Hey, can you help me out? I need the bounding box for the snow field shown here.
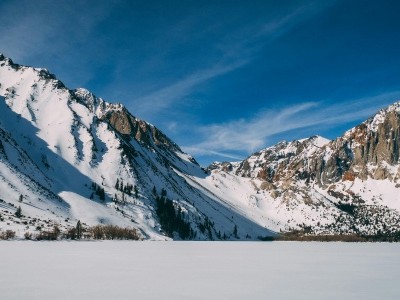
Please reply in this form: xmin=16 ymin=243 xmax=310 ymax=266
xmin=0 ymin=241 xmax=399 ymax=300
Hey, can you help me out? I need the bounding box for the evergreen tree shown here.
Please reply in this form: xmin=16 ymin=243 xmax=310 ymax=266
xmin=155 ymin=196 xmax=192 ymax=240
xmin=134 ymin=185 xmax=139 ymax=198
xmin=15 ymin=206 xmax=22 ymax=218
xmin=127 ymin=184 xmax=133 ymax=196
xmin=19 ymin=194 xmax=23 ymax=202
xmin=233 ymin=225 xmax=238 ymax=238
xmin=115 ymin=179 xmax=119 ymax=189
xmin=53 ymin=225 xmax=60 ymax=239
xmin=76 ymin=220 xmax=83 ymax=239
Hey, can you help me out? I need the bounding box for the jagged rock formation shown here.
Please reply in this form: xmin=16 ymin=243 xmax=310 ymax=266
xmin=209 ymin=105 xmax=400 ymax=235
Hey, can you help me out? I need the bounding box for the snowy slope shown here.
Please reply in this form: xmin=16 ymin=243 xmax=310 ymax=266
xmin=0 ymin=54 xmax=273 ymax=240
xmin=209 ymin=113 xmax=400 ymax=235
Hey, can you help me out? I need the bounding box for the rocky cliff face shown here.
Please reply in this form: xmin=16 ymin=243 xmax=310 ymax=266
xmin=345 ymin=104 xmax=400 ymax=180
xmin=232 ymin=104 xmax=400 ymax=186
xmin=209 ymin=103 xmax=400 ymax=235
xmin=73 ymin=88 xmax=185 ymax=155
xmin=301 ymin=103 xmax=400 ymax=186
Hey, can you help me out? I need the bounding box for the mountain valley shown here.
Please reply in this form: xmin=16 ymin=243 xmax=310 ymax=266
xmin=0 ymin=54 xmax=399 ymax=240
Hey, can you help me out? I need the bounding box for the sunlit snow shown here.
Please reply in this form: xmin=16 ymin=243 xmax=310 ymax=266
xmin=0 ymin=241 xmax=399 ymax=300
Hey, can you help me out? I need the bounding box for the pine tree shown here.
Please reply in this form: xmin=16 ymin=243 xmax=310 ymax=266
xmin=115 ymin=179 xmax=119 ymax=189
xmin=233 ymin=225 xmax=238 ymax=238
xmin=15 ymin=206 xmax=22 ymax=218
xmin=19 ymin=194 xmax=23 ymax=202
xmin=76 ymin=220 xmax=82 ymax=239
xmin=134 ymin=185 xmax=139 ymax=198
xmin=99 ymin=188 xmax=105 ymax=201
xmin=53 ymin=225 xmax=60 ymax=239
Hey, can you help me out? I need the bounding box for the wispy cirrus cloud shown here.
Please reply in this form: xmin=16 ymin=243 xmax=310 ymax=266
xmin=183 ymin=91 xmax=400 ymax=160
xmin=0 ymin=0 xmax=116 ymax=86
xmin=132 ymin=60 xmax=248 ymax=116
xmin=131 ymin=2 xmax=335 ymax=118
xmin=0 ymin=1 xmax=113 ymax=57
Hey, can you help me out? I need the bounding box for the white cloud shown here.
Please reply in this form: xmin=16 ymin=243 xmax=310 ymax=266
xmin=184 ymin=91 xmax=400 ymax=159
xmin=182 ymin=147 xmax=244 ymax=161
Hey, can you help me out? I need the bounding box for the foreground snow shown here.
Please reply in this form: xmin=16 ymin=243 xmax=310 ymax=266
xmin=0 ymin=242 xmax=399 ymax=300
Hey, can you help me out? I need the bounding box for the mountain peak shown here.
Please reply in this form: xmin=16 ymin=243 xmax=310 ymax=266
xmin=73 ymin=87 xmax=125 ymax=118
xmin=0 ymin=53 xmax=16 ymax=66
xmin=303 ymin=135 xmax=330 ymax=147
xmin=368 ymin=101 xmax=400 ymax=131
xmin=74 ymin=88 xmax=100 ymax=111
xmin=344 ymin=100 xmax=400 ymax=138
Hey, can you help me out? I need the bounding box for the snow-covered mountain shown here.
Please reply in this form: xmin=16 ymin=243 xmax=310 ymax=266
xmin=0 ymin=54 xmax=274 ymax=240
xmin=209 ymin=106 xmax=400 ymax=235
xmin=0 ymin=54 xmax=399 ymax=239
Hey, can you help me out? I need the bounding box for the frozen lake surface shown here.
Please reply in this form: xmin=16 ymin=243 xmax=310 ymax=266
xmin=0 ymin=241 xmax=399 ymax=299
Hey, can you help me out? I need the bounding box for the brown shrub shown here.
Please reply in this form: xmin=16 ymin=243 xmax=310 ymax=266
xmin=88 ymin=225 xmax=140 ymax=240
xmin=0 ymin=230 xmax=16 ymax=240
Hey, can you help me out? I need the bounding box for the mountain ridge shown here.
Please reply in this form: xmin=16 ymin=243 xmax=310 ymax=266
xmin=0 ymin=54 xmax=399 ymax=240
xmin=209 ymin=100 xmax=400 ymax=235
xmin=0 ymin=54 xmax=274 ymax=240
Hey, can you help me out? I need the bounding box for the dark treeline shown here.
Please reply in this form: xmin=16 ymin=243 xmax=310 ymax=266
xmin=115 ymin=178 xmax=138 ymax=198
xmin=91 ymin=182 xmax=105 ymax=201
xmin=155 ymin=188 xmax=195 ymax=240
xmin=259 ymin=230 xmax=400 ymax=242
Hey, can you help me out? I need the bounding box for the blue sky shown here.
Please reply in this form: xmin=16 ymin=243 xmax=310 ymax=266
xmin=1 ymin=0 xmax=400 ymax=165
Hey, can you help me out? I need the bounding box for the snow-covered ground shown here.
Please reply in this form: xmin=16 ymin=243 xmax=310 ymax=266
xmin=0 ymin=242 xmax=399 ymax=300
